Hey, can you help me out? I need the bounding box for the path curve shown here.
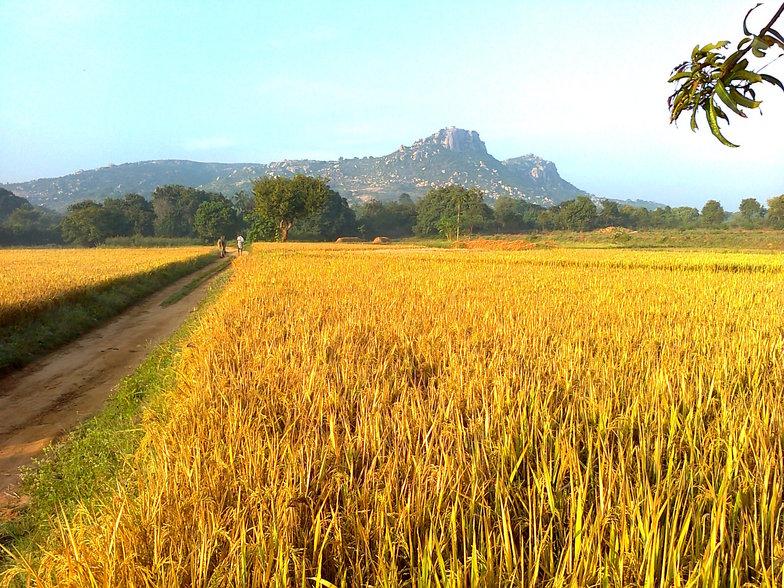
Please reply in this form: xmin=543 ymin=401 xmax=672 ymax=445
xmin=0 ymin=257 xmax=231 ymax=513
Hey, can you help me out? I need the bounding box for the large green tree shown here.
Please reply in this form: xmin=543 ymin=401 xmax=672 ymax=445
xmin=596 ymin=199 xmax=623 ymax=228
xmin=119 ymin=193 xmax=156 ymax=236
xmin=291 ymin=189 xmax=356 ymax=241
xmin=558 ymin=196 xmax=597 ymax=232
xmin=252 ymin=175 xmax=331 ymax=242
xmin=672 ymin=206 xmax=701 ymax=229
xmin=701 ymin=199 xmax=726 ymax=227
xmin=493 ymin=196 xmax=543 ymax=233
xmin=414 ymin=185 xmax=491 ymax=240
xmin=668 ymin=2 xmax=784 ymax=146
xmin=357 ymin=195 xmax=417 ymax=239
xmin=194 ymin=198 xmax=239 ymax=242
xmin=61 ymin=201 xmax=122 ymax=246
xmin=738 ymin=197 xmax=766 ymax=226
xmin=152 ymin=185 xmax=217 ymax=238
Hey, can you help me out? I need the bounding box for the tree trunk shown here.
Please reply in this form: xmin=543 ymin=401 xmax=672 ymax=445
xmin=279 ymin=220 xmax=292 ymax=242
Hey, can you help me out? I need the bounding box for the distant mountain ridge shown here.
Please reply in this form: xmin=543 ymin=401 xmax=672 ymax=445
xmin=3 ymin=128 xmax=588 ymax=210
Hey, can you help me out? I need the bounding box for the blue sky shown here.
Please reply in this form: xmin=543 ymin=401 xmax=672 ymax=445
xmin=1 ymin=0 xmax=782 ymax=209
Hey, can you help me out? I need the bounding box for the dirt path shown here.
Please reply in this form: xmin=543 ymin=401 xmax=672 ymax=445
xmin=0 ymin=257 xmax=231 ymax=511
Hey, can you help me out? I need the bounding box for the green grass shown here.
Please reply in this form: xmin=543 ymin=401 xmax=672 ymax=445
xmin=160 ymin=258 xmax=231 ymax=307
xmin=0 ymin=270 xmax=232 ymax=573
xmin=0 ymin=254 xmax=215 ymax=374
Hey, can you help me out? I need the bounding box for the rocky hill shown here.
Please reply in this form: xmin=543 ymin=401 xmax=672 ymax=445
xmin=3 ymin=128 xmax=587 ymax=210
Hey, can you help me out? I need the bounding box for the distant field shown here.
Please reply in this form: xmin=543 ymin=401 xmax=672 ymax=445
xmin=533 ymin=228 xmax=784 ymax=251
xmin=0 ymin=247 xmax=213 ymax=371
xmin=12 ymin=244 xmax=783 ymax=586
xmin=0 ymin=247 xmax=211 ymax=328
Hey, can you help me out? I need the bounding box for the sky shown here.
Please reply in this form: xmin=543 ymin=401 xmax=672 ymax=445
xmin=1 ymin=0 xmax=782 ymax=210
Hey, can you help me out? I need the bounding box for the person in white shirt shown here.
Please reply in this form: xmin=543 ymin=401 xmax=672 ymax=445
xmin=236 ymin=234 xmax=245 ymax=256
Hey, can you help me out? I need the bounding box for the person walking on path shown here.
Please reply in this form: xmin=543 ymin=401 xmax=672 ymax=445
xmin=236 ymin=234 xmax=244 ymax=256
xmin=217 ymin=235 xmax=226 ymax=258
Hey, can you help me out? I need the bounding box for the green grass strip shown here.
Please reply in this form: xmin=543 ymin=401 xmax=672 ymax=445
xmin=0 ymin=270 xmax=232 ymax=572
xmin=160 ymin=258 xmax=231 ymax=307
xmin=0 ymin=253 xmax=215 ymax=374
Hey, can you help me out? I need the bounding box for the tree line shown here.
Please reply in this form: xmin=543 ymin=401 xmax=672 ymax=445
xmin=2 ymin=180 xmax=784 ymax=247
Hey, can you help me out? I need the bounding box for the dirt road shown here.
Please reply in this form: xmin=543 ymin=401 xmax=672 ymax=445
xmin=0 ymin=258 xmax=229 ymax=511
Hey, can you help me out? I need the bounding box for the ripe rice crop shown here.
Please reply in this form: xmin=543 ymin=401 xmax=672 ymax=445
xmin=7 ymin=245 xmax=784 ymax=586
xmin=0 ymin=247 xmax=211 ymax=328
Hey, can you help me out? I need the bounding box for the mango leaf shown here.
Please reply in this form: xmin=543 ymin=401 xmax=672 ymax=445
xmin=707 ymin=100 xmax=739 ymax=147
xmin=731 ymin=69 xmax=763 ymax=83
xmin=761 ymin=73 xmax=784 ymax=92
xmin=714 ymin=81 xmax=746 ymax=117
xmin=730 ymin=58 xmax=750 ymax=75
xmin=700 ymin=41 xmax=730 ymax=53
xmin=729 ymin=88 xmax=762 ymax=109
xmin=668 ymin=71 xmax=693 ymax=83
xmin=711 ymin=100 xmax=730 ymax=122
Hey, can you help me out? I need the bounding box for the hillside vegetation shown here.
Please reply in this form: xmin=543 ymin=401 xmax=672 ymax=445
xmin=1 ymin=128 xmax=584 ymax=210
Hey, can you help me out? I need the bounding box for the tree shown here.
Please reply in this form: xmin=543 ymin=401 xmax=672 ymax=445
xmin=152 ymin=185 xmax=215 ymax=238
xmin=767 ymin=194 xmax=784 ymax=228
xmin=290 ymin=188 xmax=356 ymax=241
xmin=194 ymin=198 xmax=239 ymax=242
xmin=101 ymin=198 xmax=133 ymax=237
xmin=494 ymin=196 xmax=543 ymax=233
xmin=738 ymin=197 xmax=766 ymax=226
xmin=668 ymin=2 xmax=784 ymax=147
xmin=701 ymin=199 xmax=725 ymax=227
xmin=596 ymin=199 xmax=623 ymax=227
xmin=252 ymin=175 xmax=331 ymax=242
xmin=672 ymin=206 xmax=701 ymax=229
xmin=414 ymin=185 xmax=490 ymax=240
xmin=61 ymin=201 xmax=118 ymax=246
xmin=619 ymin=205 xmax=650 ymax=229
xmin=246 ymin=211 xmax=278 ymax=242
xmin=357 ymin=195 xmax=417 ymax=239
xmin=1 ymin=206 xmax=62 ymax=245
xmin=116 ymin=193 xmax=155 ymax=236
xmin=558 ymin=196 xmax=597 ymax=232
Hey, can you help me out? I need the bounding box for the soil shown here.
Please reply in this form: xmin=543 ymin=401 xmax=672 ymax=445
xmin=0 ymin=258 xmax=229 ymax=516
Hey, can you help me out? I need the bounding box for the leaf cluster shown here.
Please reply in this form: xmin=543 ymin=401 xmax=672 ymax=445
xmin=668 ymin=3 xmax=784 ymax=146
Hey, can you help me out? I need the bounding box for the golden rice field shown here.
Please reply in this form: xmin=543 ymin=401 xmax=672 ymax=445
xmin=0 ymin=247 xmax=211 ymax=327
xmin=7 ymin=244 xmax=784 ymax=586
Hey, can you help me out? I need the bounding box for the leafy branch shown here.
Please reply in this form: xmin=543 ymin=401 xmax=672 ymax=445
xmin=668 ymin=2 xmax=784 ymax=147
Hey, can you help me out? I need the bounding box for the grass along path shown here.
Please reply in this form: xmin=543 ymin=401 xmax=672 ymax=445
xmin=0 ymin=252 xmax=215 ymax=374
xmin=0 ymin=269 xmax=232 ymax=577
xmin=161 ymin=258 xmax=232 ymax=307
